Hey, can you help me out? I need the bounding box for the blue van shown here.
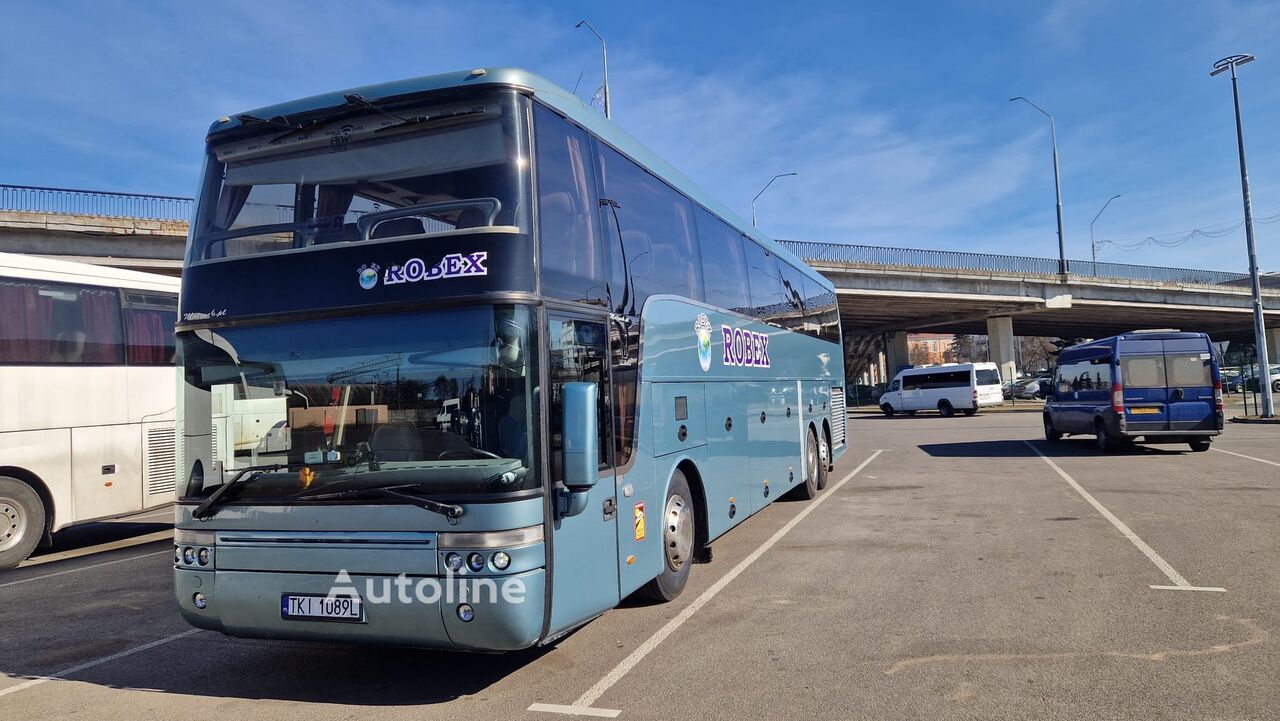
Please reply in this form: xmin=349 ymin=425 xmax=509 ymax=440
xmin=1043 ymin=330 xmax=1224 ymax=452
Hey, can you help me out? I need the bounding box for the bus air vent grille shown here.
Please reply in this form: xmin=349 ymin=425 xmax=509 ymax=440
xmin=145 ymin=427 xmax=178 ymax=495
xmin=830 ymin=387 xmax=847 ymax=446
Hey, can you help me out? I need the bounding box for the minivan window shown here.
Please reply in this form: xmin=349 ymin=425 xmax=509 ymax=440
xmin=975 ymin=369 xmax=1000 ymax=386
xmin=1166 ymin=354 xmax=1212 ymax=387
xmin=1121 ymin=356 xmax=1166 ymax=388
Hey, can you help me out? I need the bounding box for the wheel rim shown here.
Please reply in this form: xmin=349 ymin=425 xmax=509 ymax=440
xmin=0 ymin=496 xmax=27 ymax=553
xmin=663 ymin=492 xmax=694 ymax=573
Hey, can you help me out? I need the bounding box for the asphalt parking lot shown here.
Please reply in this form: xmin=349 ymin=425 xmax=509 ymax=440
xmin=1 ymin=412 xmax=1276 ymax=720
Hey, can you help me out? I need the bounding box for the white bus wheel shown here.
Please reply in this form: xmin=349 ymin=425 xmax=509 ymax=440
xmin=0 ymin=478 xmax=45 ymax=570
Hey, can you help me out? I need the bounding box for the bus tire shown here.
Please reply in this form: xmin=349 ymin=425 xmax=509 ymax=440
xmin=937 ymin=400 xmax=955 ymax=417
xmin=816 ymin=430 xmax=831 ymax=490
xmin=638 ymin=470 xmax=695 ymax=602
xmin=880 ymin=403 xmax=895 ymax=417
xmin=0 ymin=477 xmax=45 ymax=570
xmin=789 ymin=432 xmax=821 ymax=501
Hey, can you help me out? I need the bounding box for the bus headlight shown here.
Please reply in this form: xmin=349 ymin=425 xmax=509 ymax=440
xmin=444 ymin=552 xmax=464 ymax=573
xmin=182 ymin=547 xmax=197 ymax=565
xmin=456 ymin=603 xmax=475 ymax=622
xmin=193 ymin=593 xmax=208 ymax=610
xmin=197 ymin=548 xmax=211 ymax=566
xmin=491 ymin=551 xmax=511 ymax=571
xmin=466 ymin=553 xmax=485 ymax=572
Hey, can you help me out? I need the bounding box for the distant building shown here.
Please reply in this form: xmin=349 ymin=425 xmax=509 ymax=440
xmin=909 ymin=332 xmax=954 ymax=365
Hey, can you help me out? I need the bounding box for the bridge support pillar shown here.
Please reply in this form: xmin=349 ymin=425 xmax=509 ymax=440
xmin=987 ymin=316 xmax=1018 ymax=383
xmin=1268 ymin=327 xmax=1280 ymax=362
xmin=886 ymin=331 xmax=910 ymax=375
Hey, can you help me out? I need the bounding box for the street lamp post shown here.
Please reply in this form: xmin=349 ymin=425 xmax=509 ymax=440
xmin=1211 ymin=53 xmax=1273 ymax=417
xmin=1090 ymin=194 xmax=1121 ymax=266
xmin=751 ymin=172 xmax=797 ymax=228
xmin=575 ymin=20 xmax=611 ymax=119
xmin=1010 ymin=97 xmax=1068 ymax=275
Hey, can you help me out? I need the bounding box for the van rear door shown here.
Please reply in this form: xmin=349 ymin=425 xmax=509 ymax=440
xmin=1118 ymin=339 xmax=1169 ymax=432
xmin=1163 ymin=338 xmax=1216 ymax=431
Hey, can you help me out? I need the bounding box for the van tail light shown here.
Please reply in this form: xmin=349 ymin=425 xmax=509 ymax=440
xmin=1111 ymin=382 xmax=1124 ymax=413
xmin=1214 ymin=379 xmax=1224 ymax=412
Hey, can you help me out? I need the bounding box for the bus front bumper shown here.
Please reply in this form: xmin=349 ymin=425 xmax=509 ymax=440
xmin=175 ymin=568 xmax=545 ymax=651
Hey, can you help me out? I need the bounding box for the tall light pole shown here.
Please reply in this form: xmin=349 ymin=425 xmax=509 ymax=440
xmin=1090 ymin=194 xmax=1121 ymax=266
xmin=1211 ymin=53 xmax=1273 ymax=417
xmin=1010 ymin=97 xmax=1067 ymax=275
xmin=752 ymin=172 xmax=797 ymax=227
xmin=575 ymin=20 xmax=611 ymax=119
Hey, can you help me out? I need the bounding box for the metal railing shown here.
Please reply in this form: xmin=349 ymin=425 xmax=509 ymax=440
xmin=0 ymin=184 xmax=194 ymax=222
xmin=778 ymin=239 xmax=1254 ymax=287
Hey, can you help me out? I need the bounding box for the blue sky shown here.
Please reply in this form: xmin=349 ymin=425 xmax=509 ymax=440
xmin=2 ymin=0 xmax=1279 ymax=272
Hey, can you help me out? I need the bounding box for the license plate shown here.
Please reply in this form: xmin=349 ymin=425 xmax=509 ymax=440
xmin=1128 ymin=407 xmax=1161 ymax=415
xmin=281 ymin=594 xmax=364 ymax=622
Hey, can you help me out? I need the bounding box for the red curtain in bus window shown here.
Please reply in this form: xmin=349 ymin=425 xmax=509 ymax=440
xmin=0 ymin=280 xmax=54 ymax=362
xmin=125 ymin=308 xmax=175 ymax=364
xmin=77 ymin=287 xmax=124 ymax=363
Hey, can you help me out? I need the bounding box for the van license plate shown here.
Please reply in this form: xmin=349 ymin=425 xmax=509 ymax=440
xmin=1128 ymin=407 xmax=1160 ymax=415
xmin=281 ymin=594 xmax=364 ymax=622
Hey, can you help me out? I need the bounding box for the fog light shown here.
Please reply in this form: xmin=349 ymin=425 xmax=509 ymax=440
xmin=182 ymin=547 xmax=196 ymax=565
xmin=444 ymin=552 xmax=464 ymax=573
xmin=193 ymin=592 xmax=208 ymax=609
xmin=197 ymin=548 xmax=211 ymax=566
xmin=491 ymin=551 xmax=511 ymax=570
xmin=467 ymin=553 xmax=485 ymax=572
xmin=456 ymin=603 xmax=475 ymax=622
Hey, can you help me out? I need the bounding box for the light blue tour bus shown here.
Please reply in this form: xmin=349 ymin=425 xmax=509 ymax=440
xmin=172 ymin=67 xmax=847 ymax=650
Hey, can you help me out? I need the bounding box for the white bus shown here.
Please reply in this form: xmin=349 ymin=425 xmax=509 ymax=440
xmin=0 ymin=252 xmax=179 ymax=568
xmin=878 ymin=362 xmax=1004 ymax=417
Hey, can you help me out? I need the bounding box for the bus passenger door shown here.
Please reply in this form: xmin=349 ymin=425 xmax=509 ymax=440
xmin=546 ymin=315 xmax=620 ymax=633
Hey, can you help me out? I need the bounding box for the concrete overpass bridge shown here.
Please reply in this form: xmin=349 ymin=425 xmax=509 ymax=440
xmin=3 ymin=184 xmax=1277 ymax=380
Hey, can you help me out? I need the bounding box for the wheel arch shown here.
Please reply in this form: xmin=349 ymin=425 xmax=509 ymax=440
xmin=672 ymin=458 xmax=709 ymax=550
xmin=0 ymin=465 xmax=55 ymax=545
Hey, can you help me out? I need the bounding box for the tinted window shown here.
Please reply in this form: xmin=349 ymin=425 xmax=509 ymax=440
xmin=125 ymin=307 xmax=177 ymax=365
xmin=535 ymin=105 xmax=606 ymax=306
xmin=802 ymin=275 xmax=840 ymax=343
xmin=777 ymin=262 xmax=809 ymax=333
xmin=976 ymin=369 xmax=1000 ymax=386
xmin=1121 ymin=356 xmax=1165 ymax=388
xmin=695 ymin=208 xmax=751 ymax=314
xmin=596 ymin=145 xmax=702 ymax=313
xmin=743 ymin=241 xmax=785 ymax=323
xmin=1059 ymin=359 xmax=1112 ymax=391
xmin=0 ymin=279 xmax=123 ymax=364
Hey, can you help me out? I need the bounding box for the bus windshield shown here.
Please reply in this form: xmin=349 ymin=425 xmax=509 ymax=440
xmin=189 ymin=90 xmax=530 ymax=263
xmin=176 ymin=305 xmax=537 ymax=501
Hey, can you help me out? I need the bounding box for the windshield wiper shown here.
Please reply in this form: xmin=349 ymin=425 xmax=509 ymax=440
xmin=191 ymin=463 xmax=290 ymax=520
xmin=235 ymin=113 xmax=298 ymax=131
xmin=296 ymin=484 xmax=465 ymax=524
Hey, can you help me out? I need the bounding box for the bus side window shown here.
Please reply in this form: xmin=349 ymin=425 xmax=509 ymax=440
xmin=0 ymin=278 xmax=123 ymax=365
xmin=534 ymin=104 xmax=606 ymax=306
xmin=743 ymin=241 xmax=785 ymax=325
xmin=694 ymin=208 xmax=751 ymax=314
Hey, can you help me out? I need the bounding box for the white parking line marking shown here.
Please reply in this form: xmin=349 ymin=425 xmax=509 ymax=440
xmin=20 ymin=530 xmax=174 ymax=568
xmin=531 ymin=450 xmax=883 ymax=716
xmin=1212 ymin=447 xmax=1280 ymax=468
xmin=1149 ymin=585 xmax=1227 ymax=592
xmin=527 ymin=703 xmax=622 ymax=718
xmin=0 ymin=550 xmax=172 ymax=590
xmin=1023 ymin=441 xmax=1223 ymax=592
xmin=0 ymin=629 xmax=199 ymax=698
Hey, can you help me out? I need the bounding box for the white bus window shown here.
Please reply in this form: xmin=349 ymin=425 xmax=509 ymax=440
xmin=0 ymin=279 xmax=123 ymax=364
xmin=125 ymin=307 xmax=177 ymax=365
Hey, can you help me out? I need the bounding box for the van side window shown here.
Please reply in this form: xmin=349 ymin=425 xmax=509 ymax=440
xmin=889 ymin=379 xmax=901 ymax=392
xmin=1121 ymin=356 xmax=1166 ymax=388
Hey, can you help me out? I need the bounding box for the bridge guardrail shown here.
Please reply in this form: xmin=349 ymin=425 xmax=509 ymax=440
xmin=778 ymin=239 xmax=1255 ymax=288
xmin=0 ymin=184 xmax=194 ymax=222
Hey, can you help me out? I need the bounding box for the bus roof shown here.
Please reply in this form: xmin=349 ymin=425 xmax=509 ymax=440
xmin=0 ymin=252 xmax=180 ymax=293
xmin=208 ymin=67 xmax=832 ymax=292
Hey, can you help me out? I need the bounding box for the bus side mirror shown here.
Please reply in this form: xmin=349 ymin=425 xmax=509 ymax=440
xmin=562 ymin=382 xmax=599 ymax=488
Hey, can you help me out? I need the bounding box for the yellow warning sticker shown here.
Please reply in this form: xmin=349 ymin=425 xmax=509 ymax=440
xmin=633 ymin=502 xmax=646 ymax=541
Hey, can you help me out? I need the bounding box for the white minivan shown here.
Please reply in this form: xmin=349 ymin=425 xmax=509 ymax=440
xmin=878 ymin=362 xmax=1004 ymax=417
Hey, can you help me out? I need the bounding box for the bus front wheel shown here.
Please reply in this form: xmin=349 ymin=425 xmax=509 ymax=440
xmin=0 ymin=477 xmax=44 ymax=570
xmin=638 ymin=470 xmax=696 ymax=602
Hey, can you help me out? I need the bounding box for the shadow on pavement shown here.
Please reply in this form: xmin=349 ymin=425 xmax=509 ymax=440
xmin=918 ymin=438 xmax=1191 ymax=458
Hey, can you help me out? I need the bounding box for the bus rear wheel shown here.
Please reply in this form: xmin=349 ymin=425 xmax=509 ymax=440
xmin=638 ymin=470 xmax=695 ymax=602
xmin=0 ymin=477 xmax=44 ymax=570
xmin=789 ymin=432 xmax=821 ymax=501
